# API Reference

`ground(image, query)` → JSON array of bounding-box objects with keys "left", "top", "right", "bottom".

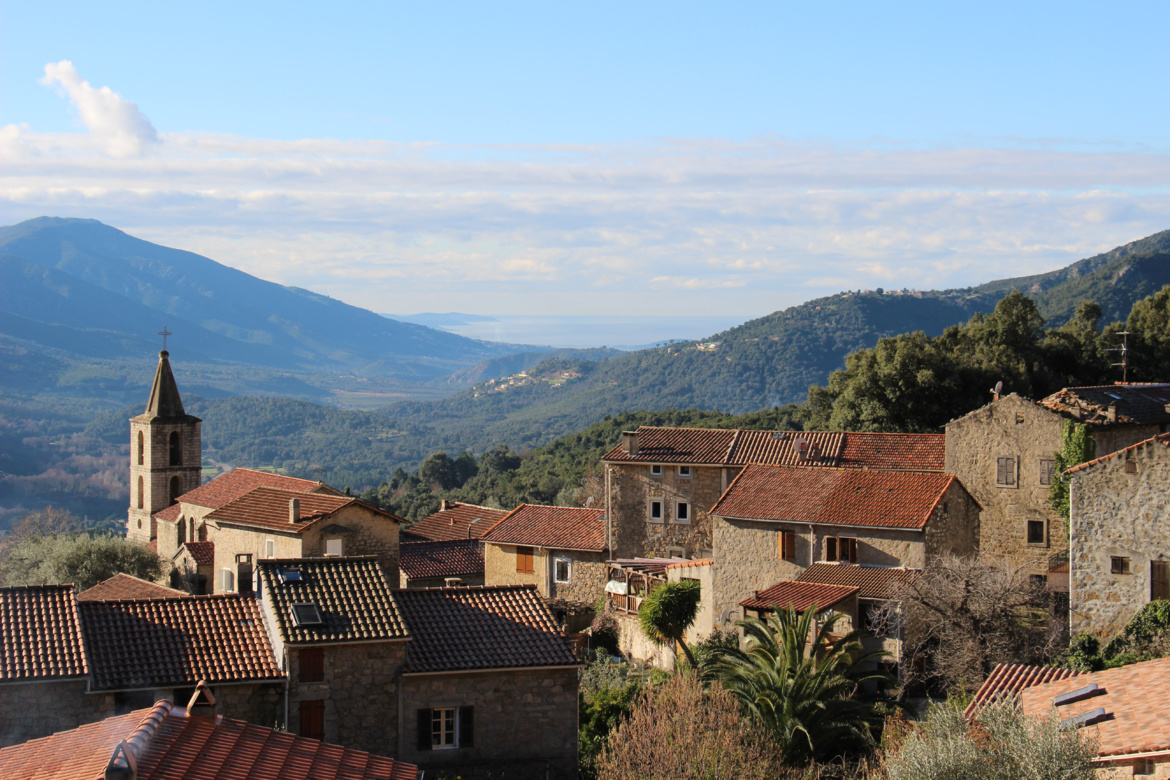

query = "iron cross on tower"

[{"left": 158, "top": 326, "right": 173, "bottom": 351}]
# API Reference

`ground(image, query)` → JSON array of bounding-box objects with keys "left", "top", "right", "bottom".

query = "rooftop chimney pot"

[
  {"left": 622, "top": 430, "right": 639, "bottom": 455},
  {"left": 289, "top": 498, "right": 300, "bottom": 524}
]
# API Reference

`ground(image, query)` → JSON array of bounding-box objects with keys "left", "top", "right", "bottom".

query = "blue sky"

[{"left": 4, "top": 1, "right": 1170, "bottom": 317}]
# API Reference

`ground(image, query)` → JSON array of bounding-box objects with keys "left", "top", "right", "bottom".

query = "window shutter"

[
  {"left": 844, "top": 538, "right": 857, "bottom": 562},
  {"left": 417, "top": 708, "right": 432, "bottom": 751},
  {"left": 459, "top": 705, "right": 475, "bottom": 747},
  {"left": 826, "top": 537, "right": 837, "bottom": 561}
]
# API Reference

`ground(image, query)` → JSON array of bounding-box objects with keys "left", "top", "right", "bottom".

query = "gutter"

[
  {"left": 402, "top": 664, "right": 584, "bottom": 677},
  {"left": 715, "top": 514, "right": 925, "bottom": 533}
]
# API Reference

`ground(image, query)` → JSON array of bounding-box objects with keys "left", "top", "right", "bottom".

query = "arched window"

[
  {"left": 169, "top": 476, "right": 181, "bottom": 505},
  {"left": 169, "top": 431, "right": 182, "bottom": 466},
  {"left": 137, "top": 476, "right": 144, "bottom": 509},
  {"left": 177, "top": 517, "right": 186, "bottom": 548},
  {"left": 137, "top": 431, "right": 144, "bottom": 466}
]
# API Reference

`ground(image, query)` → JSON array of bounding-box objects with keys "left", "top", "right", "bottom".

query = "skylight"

[
  {"left": 1052, "top": 683, "right": 1099, "bottom": 707},
  {"left": 1059, "top": 707, "right": 1107, "bottom": 730},
  {"left": 291, "top": 603, "right": 324, "bottom": 626},
  {"left": 279, "top": 568, "right": 303, "bottom": 583}
]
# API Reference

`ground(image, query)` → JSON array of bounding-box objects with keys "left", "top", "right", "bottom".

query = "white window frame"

[
  {"left": 650, "top": 464, "right": 663, "bottom": 477},
  {"left": 554, "top": 557, "right": 572, "bottom": 583},
  {"left": 665, "top": 546, "right": 686, "bottom": 558},
  {"left": 674, "top": 500, "right": 691, "bottom": 524},
  {"left": 677, "top": 465, "right": 692, "bottom": 478},
  {"left": 324, "top": 537, "right": 343, "bottom": 557},
  {"left": 432, "top": 706, "right": 457, "bottom": 749},
  {"left": 221, "top": 568, "right": 235, "bottom": 592},
  {"left": 648, "top": 499, "right": 664, "bottom": 523},
  {"left": 265, "top": 539, "right": 276, "bottom": 559}
]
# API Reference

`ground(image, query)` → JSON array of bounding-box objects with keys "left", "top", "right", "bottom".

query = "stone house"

[
  {"left": 257, "top": 557, "right": 410, "bottom": 755},
  {"left": 1066, "top": 433, "right": 1170, "bottom": 637},
  {"left": 394, "top": 584, "right": 582, "bottom": 780},
  {"left": 480, "top": 504, "right": 609, "bottom": 625},
  {"left": 945, "top": 386, "right": 1170, "bottom": 581},
  {"left": 399, "top": 539, "right": 485, "bottom": 587},
  {"left": 604, "top": 557, "right": 711, "bottom": 668},
  {"left": 738, "top": 580, "right": 861, "bottom": 638},
  {"left": 402, "top": 500, "right": 509, "bottom": 543},
  {"left": 0, "top": 693, "right": 419, "bottom": 780},
  {"left": 707, "top": 464, "right": 979, "bottom": 624},
  {"left": 600, "top": 426, "right": 946, "bottom": 561}
]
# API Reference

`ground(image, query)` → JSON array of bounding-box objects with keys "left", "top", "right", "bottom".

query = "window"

[
  {"left": 1027, "top": 520, "right": 1046, "bottom": 546},
  {"left": 299, "top": 700, "right": 324, "bottom": 741},
  {"left": 220, "top": 568, "right": 235, "bottom": 592},
  {"left": 650, "top": 464, "right": 663, "bottom": 477},
  {"left": 674, "top": 501, "right": 690, "bottom": 524},
  {"left": 324, "top": 538, "right": 343, "bottom": 557},
  {"left": 137, "top": 476, "right": 144, "bottom": 509},
  {"left": 778, "top": 530, "right": 796, "bottom": 561},
  {"left": 516, "top": 546, "right": 535, "bottom": 574},
  {"left": 677, "top": 465, "right": 692, "bottom": 478},
  {"left": 996, "top": 457, "right": 1017, "bottom": 486},
  {"left": 169, "top": 431, "right": 182, "bottom": 466},
  {"left": 1125, "top": 458, "right": 1138, "bottom": 474},
  {"left": 137, "top": 431, "right": 144, "bottom": 466},
  {"left": 825, "top": 537, "right": 857, "bottom": 563},
  {"left": 648, "top": 499, "right": 664, "bottom": 524},
  {"left": 265, "top": 539, "right": 276, "bottom": 559},
  {"left": 417, "top": 707, "right": 474, "bottom": 751},
  {"left": 169, "top": 476, "right": 181, "bottom": 505},
  {"left": 299, "top": 648, "right": 324, "bottom": 683},
  {"left": 1039, "top": 459, "right": 1055, "bottom": 486},
  {"left": 554, "top": 557, "right": 572, "bottom": 583},
  {"left": 1111, "top": 556, "right": 1131, "bottom": 575},
  {"left": 859, "top": 600, "right": 886, "bottom": 635},
  {"left": 1135, "top": 757, "right": 1156, "bottom": 775},
  {"left": 291, "top": 603, "right": 324, "bottom": 626},
  {"left": 665, "top": 546, "right": 686, "bottom": 558},
  {"left": 1153, "top": 562, "right": 1170, "bottom": 601}
]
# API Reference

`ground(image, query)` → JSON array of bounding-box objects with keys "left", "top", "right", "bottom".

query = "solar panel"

[{"left": 291, "top": 603, "right": 323, "bottom": 626}]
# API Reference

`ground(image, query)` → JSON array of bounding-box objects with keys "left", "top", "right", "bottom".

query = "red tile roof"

[
  {"left": 1020, "top": 656, "right": 1170, "bottom": 760},
  {"left": 481, "top": 504, "right": 607, "bottom": 552},
  {"left": 394, "top": 585, "right": 579, "bottom": 673},
  {"left": 0, "top": 585, "right": 88, "bottom": 682},
  {"left": 666, "top": 557, "right": 713, "bottom": 569},
  {"left": 77, "top": 573, "right": 186, "bottom": 602},
  {"left": 796, "top": 563, "right": 916, "bottom": 600},
  {"left": 407, "top": 502, "right": 510, "bottom": 542},
  {"left": 711, "top": 464, "right": 962, "bottom": 530},
  {"left": 257, "top": 557, "right": 409, "bottom": 645},
  {"left": 0, "top": 700, "right": 418, "bottom": 780},
  {"left": 739, "top": 580, "right": 858, "bottom": 612},
  {"left": 965, "top": 662, "right": 1083, "bottom": 717},
  {"left": 400, "top": 539, "right": 485, "bottom": 580},
  {"left": 182, "top": 540, "right": 215, "bottom": 566},
  {"left": 152, "top": 503, "right": 182, "bottom": 523},
  {"left": 205, "top": 486, "right": 402, "bottom": 533},
  {"left": 78, "top": 595, "right": 283, "bottom": 690},
  {"left": 1065, "top": 432, "right": 1170, "bottom": 475},
  {"left": 601, "top": 426, "right": 944, "bottom": 470},
  {"left": 181, "top": 467, "right": 336, "bottom": 510},
  {"left": 1040, "top": 383, "right": 1170, "bottom": 428}
]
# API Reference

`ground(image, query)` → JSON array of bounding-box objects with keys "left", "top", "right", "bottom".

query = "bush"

[
  {"left": 1062, "top": 600, "right": 1170, "bottom": 671},
  {"left": 0, "top": 532, "right": 164, "bottom": 590}
]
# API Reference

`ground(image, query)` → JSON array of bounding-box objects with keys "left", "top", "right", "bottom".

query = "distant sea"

[{"left": 384, "top": 313, "right": 749, "bottom": 350}]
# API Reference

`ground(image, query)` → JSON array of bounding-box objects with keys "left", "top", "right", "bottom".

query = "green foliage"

[
  {"left": 1126, "top": 284, "right": 1170, "bottom": 381},
  {"left": 703, "top": 606, "right": 892, "bottom": 765},
  {"left": 638, "top": 580, "right": 702, "bottom": 668},
  {"left": 690, "top": 626, "right": 738, "bottom": 670},
  {"left": 0, "top": 532, "right": 164, "bottom": 590},
  {"left": 1063, "top": 600, "right": 1170, "bottom": 671},
  {"left": 1049, "top": 419, "right": 1095, "bottom": 520},
  {"left": 578, "top": 656, "right": 642, "bottom": 780}
]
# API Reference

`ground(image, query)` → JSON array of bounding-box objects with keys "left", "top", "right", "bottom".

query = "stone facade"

[
  {"left": 483, "top": 543, "right": 608, "bottom": 604},
  {"left": 604, "top": 462, "right": 734, "bottom": 559},
  {"left": 398, "top": 668, "right": 579, "bottom": 780},
  {"left": 1070, "top": 438, "right": 1170, "bottom": 638},
  {"left": 206, "top": 682, "right": 283, "bottom": 728},
  {"left": 127, "top": 418, "right": 202, "bottom": 544},
  {"left": 0, "top": 681, "right": 112, "bottom": 748}
]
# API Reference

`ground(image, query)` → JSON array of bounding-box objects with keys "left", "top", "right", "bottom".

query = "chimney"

[
  {"left": 289, "top": 498, "right": 300, "bottom": 523},
  {"left": 236, "top": 553, "right": 254, "bottom": 596},
  {"left": 440, "top": 499, "right": 449, "bottom": 511},
  {"left": 185, "top": 680, "right": 218, "bottom": 719},
  {"left": 795, "top": 439, "right": 808, "bottom": 461},
  {"left": 622, "top": 430, "right": 639, "bottom": 455},
  {"left": 1108, "top": 404, "right": 1118, "bottom": 423}
]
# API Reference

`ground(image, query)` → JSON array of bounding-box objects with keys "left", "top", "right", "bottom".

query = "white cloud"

[{"left": 39, "top": 61, "right": 158, "bottom": 158}]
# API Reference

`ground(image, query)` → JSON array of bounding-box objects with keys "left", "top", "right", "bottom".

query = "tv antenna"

[{"left": 1107, "top": 331, "right": 1132, "bottom": 383}]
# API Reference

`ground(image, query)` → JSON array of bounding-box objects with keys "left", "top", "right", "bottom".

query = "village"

[{"left": 2, "top": 346, "right": 1169, "bottom": 779}]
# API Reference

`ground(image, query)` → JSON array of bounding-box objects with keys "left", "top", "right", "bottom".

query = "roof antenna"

[
  {"left": 990, "top": 381, "right": 1003, "bottom": 401},
  {"left": 1107, "top": 331, "right": 1131, "bottom": 383}
]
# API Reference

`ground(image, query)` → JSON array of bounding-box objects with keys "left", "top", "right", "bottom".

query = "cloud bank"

[{"left": 3, "top": 63, "right": 1170, "bottom": 317}]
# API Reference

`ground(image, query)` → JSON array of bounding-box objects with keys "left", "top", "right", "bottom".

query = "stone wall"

[
  {"left": 484, "top": 542, "right": 544, "bottom": 592},
  {"left": 606, "top": 463, "right": 736, "bottom": 559},
  {"left": 399, "top": 667, "right": 579, "bottom": 780},
  {"left": 667, "top": 560, "right": 715, "bottom": 640},
  {"left": 1070, "top": 439, "right": 1170, "bottom": 637},
  {"left": 614, "top": 611, "right": 677, "bottom": 668},
  {"left": 211, "top": 682, "right": 284, "bottom": 728},
  {"left": 286, "top": 642, "right": 407, "bottom": 756},
  {"left": 0, "top": 681, "right": 112, "bottom": 747},
  {"left": 484, "top": 543, "right": 607, "bottom": 605},
  {"left": 923, "top": 481, "right": 981, "bottom": 560},
  {"left": 302, "top": 505, "right": 401, "bottom": 587},
  {"left": 206, "top": 523, "right": 303, "bottom": 593},
  {"left": 549, "top": 551, "right": 609, "bottom": 604},
  {"left": 127, "top": 417, "right": 202, "bottom": 543}
]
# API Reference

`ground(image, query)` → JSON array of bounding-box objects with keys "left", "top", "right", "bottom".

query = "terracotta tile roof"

[
  {"left": 965, "top": 662, "right": 1083, "bottom": 717},
  {"left": 394, "top": 585, "right": 579, "bottom": 673},
  {"left": 258, "top": 557, "right": 408, "bottom": 645},
  {"left": 78, "top": 595, "right": 283, "bottom": 690},
  {"left": 609, "top": 558, "right": 686, "bottom": 577},
  {"left": 0, "top": 585, "right": 88, "bottom": 682},
  {"left": 710, "top": 464, "right": 961, "bottom": 530},
  {"left": 666, "top": 557, "right": 713, "bottom": 569},
  {"left": 400, "top": 539, "right": 484, "bottom": 580},
  {"left": 739, "top": 580, "right": 858, "bottom": 612},
  {"left": 152, "top": 503, "right": 182, "bottom": 523},
  {"left": 407, "top": 502, "right": 510, "bottom": 542},
  {"left": 1040, "top": 383, "right": 1170, "bottom": 428},
  {"left": 182, "top": 540, "right": 215, "bottom": 566},
  {"left": 77, "top": 573, "right": 186, "bottom": 602},
  {"left": 796, "top": 563, "right": 916, "bottom": 600},
  {"left": 480, "top": 504, "right": 607, "bottom": 552},
  {"left": 1064, "top": 432, "right": 1170, "bottom": 475},
  {"left": 601, "top": 426, "right": 944, "bottom": 470},
  {"left": 206, "top": 486, "right": 402, "bottom": 533},
  {"left": 174, "top": 466, "right": 336, "bottom": 511},
  {"left": 1020, "top": 656, "right": 1170, "bottom": 760},
  {"left": 0, "top": 700, "right": 418, "bottom": 780}
]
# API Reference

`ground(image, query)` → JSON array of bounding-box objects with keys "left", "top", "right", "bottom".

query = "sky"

[{"left": 4, "top": 1, "right": 1170, "bottom": 318}]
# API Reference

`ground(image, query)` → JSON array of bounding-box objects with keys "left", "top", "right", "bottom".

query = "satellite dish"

[{"left": 993, "top": 381, "right": 1004, "bottom": 396}]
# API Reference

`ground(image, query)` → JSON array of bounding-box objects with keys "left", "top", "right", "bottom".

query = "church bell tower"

[{"left": 127, "top": 348, "right": 202, "bottom": 543}]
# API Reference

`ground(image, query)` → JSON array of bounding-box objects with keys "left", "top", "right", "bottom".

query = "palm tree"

[
  {"left": 703, "top": 604, "right": 892, "bottom": 765},
  {"left": 638, "top": 579, "right": 701, "bottom": 668}
]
